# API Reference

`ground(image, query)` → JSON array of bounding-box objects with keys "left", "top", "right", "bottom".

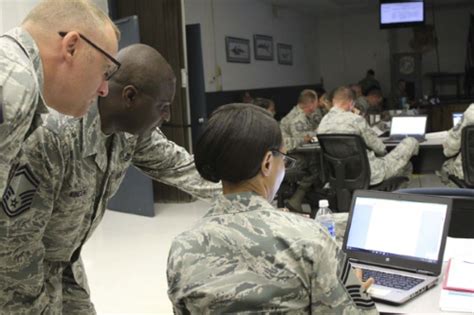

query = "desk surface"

[{"left": 376, "top": 237, "right": 474, "bottom": 314}]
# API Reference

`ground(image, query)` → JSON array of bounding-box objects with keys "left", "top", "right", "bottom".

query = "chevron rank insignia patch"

[{"left": 2, "top": 164, "right": 39, "bottom": 217}]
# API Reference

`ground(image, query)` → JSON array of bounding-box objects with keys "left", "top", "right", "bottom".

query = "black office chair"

[
  {"left": 397, "top": 188, "right": 474, "bottom": 238},
  {"left": 449, "top": 125, "right": 474, "bottom": 188},
  {"left": 318, "top": 134, "right": 409, "bottom": 212},
  {"left": 276, "top": 167, "right": 306, "bottom": 209}
]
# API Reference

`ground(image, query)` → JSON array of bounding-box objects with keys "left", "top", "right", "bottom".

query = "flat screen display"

[{"left": 380, "top": 0, "right": 425, "bottom": 29}]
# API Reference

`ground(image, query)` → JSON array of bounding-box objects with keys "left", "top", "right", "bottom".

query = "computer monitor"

[
  {"left": 390, "top": 116, "right": 427, "bottom": 137},
  {"left": 380, "top": 0, "right": 425, "bottom": 29}
]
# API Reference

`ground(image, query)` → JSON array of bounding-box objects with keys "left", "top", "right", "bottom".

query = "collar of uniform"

[
  {"left": 4, "top": 27, "right": 48, "bottom": 114},
  {"left": 330, "top": 106, "right": 345, "bottom": 114},
  {"left": 204, "top": 191, "right": 274, "bottom": 217}
]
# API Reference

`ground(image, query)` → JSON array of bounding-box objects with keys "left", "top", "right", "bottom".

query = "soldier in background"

[
  {"left": 0, "top": 44, "right": 221, "bottom": 313},
  {"left": 354, "top": 86, "right": 384, "bottom": 118},
  {"left": 280, "top": 89, "right": 322, "bottom": 212},
  {"left": 0, "top": 0, "right": 119, "bottom": 202},
  {"left": 252, "top": 97, "right": 276, "bottom": 117},
  {"left": 318, "top": 86, "right": 419, "bottom": 186},
  {"left": 439, "top": 104, "right": 474, "bottom": 183},
  {"left": 168, "top": 103, "right": 377, "bottom": 314},
  {"left": 358, "top": 69, "right": 381, "bottom": 95}
]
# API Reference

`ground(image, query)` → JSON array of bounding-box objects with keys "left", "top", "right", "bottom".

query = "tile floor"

[{"left": 82, "top": 174, "right": 447, "bottom": 315}]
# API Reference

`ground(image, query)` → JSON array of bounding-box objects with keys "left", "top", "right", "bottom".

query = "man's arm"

[
  {"left": 131, "top": 128, "right": 221, "bottom": 202},
  {"left": 0, "top": 125, "right": 65, "bottom": 309},
  {"left": 311, "top": 232, "right": 379, "bottom": 314},
  {"left": 355, "top": 115, "right": 386, "bottom": 156},
  {"left": 0, "top": 59, "right": 39, "bottom": 200},
  {"left": 443, "top": 104, "right": 474, "bottom": 158}
]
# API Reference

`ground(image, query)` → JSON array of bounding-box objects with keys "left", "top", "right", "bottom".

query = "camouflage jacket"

[
  {"left": 0, "top": 104, "right": 221, "bottom": 312},
  {"left": 0, "top": 27, "right": 48, "bottom": 204},
  {"left": 168, "top": 192, "right": 378, "bottom": 314},
  {"left": 442, "top": 103, "right": 474, "bottom": 179},
  {"left": 280, "top": 106, "right": 318, "bottom": 151},
  {"left": 318, "top": 107, "right": 389, "bottom": 185}
]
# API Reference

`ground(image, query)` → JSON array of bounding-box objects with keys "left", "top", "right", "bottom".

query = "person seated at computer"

[
  {"left": 318, "top": 86, "right": 419, "bottom": 186},
  {"left": 439, "top": 104, "right": 474, "bottom": 182},
  {"left": 252, "top": 97, "right": 276, "bottom": 117},
  {"left": 354, "top": 86, "right": 384, "bottom": 118},
  {"left": 167, "top": 104, "right": 377, "bottom": 314}
]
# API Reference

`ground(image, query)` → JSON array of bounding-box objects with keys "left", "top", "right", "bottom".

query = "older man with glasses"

[
  {"left": 0, "top": 0, "right": 119, "bottom": 311},
  {"left": 0, "top": 0, "right": 119, "bottom": 209}
]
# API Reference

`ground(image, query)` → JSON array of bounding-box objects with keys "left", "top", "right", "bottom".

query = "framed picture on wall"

[
  {"left": 277, "top": 43, "right": 293, "bottom": 65},
  {"left": 225, "top": 36, "right": 250, "bottom": 63},
  {"left": 253, "top": 34, "right": 273, "bottom": 60}
]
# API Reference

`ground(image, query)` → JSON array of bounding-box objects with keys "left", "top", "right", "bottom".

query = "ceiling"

[{"left": 264, "top": 0, "right": 474, "bottom": 17}]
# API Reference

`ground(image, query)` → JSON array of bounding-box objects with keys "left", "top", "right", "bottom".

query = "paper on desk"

[
  {"left": 439, "top": 289, "right": 474, "bottom": 313},
  {"left": 425, "top": 131, "right": 448, "bottom": 140},
  {"left": 371, "top": 125, "right": 385, "bottom": 136},
  {"left": 443, "top": 259, "right": 474, "bottom": 293},
  {"left": 443, "top": 238, "right": 474, "bottom": 262}
]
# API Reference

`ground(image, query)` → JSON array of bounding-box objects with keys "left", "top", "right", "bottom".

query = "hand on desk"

[
  {"left": 304, "top": 135, "right": 312, "bottom": 143},
  {"left": 355, "top": 268, "right": 375, "bottom": 292}
]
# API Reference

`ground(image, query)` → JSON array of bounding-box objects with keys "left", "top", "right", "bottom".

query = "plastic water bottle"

[{"left": 315, "top": 199, "right": 336, "bottom": 238}]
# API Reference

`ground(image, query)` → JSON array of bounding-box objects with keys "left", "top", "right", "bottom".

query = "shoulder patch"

[{"left": 1, "top": 164, "right": 39, "bottom": 217}]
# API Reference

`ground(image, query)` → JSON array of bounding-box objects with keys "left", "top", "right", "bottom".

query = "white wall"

[
  {"left": 185, "top": 0, "right": 320, "bottom": 92},
  {"left": 392, "top": 4, "right": 474, "bottom": 95},
  {"left": 317, "top": 10, "right": 391, "bottom": 93},
  {"left": 317, "top": 4, "right": 474, "bottom": 96}
]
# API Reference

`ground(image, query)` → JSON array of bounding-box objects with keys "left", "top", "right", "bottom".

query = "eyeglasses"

[
  {"left": 271, "top": 150, "right": 297, "bottom": 169},
  {"left": 58, "top": 31, "right": 121, "bottom": 80}
]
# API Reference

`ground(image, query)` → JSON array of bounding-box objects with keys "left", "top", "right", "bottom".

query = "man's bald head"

[
  {"left": 332, "top": 86, "right": 356, "bottom": 111},
  {"left": 111, "top": 44, "right": 176, "bottom": 97},
  {"left": 99, "top": 44, "right": 177, "bottom": 136},
  {"left": 22, "top": 0, "right": 119, "bottom": 41}
]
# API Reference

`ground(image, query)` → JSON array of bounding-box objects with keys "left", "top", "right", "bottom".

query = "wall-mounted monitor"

[{"left": 380, "top": 0, "right": 425, "bottom": 29}]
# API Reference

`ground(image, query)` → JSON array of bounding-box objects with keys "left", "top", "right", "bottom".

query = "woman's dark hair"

[
  {"left": 195, "top": 103, "right": 282, "bottom": 183},
  {"left": 252, "top": 97, "right": 274, "bottom": 110}
]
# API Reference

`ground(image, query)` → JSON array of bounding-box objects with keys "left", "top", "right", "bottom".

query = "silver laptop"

[
  {"left": 384, "top": 115, "right": 427, "bottom": 143},
  {"left": 343, "top": 190, "right": 452, "bottom": 305},
  {"left": 452, "top": 112, "right": 463, "bottom": 127}
]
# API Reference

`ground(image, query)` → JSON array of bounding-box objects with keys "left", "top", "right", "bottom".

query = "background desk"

[{"left": 377, "top": 237, "right": 474, "bottom": 314}]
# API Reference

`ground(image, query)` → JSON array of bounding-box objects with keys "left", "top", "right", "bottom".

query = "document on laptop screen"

[
  {"left": 346, "top": 197, "right": 448, "bottom": 263},
  {"left": 391, "top": 116, "right": 426, "bottom": 135}
]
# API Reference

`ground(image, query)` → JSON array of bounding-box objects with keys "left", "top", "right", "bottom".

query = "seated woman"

[{"left": 167, "top": 104, "right": 377, "bottom": 314}]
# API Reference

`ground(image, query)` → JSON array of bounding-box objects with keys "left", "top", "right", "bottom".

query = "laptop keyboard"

[{"left": 362, "top": 269, "right": 424, "bottom": 290}]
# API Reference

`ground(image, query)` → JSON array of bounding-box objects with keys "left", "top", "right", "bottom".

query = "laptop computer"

[
  {"left": 452, "top": 112, "right": 463, "bottom": 127},
  {"left": 342, "top": 190, "right": 452, "bottom": 305},
  {"left": 383, "top": 115, "right": 427, "bottom": 143}
]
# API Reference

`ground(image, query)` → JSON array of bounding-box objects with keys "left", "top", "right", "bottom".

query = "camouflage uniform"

[
  {"left": 0, "top": 27, "right": 48, "bottom": 204},
  {"left": 167, "top": 192, "right": 378, "bottom": 314},
  {"left": 280, "top": 105, "right": 318, "bottom": 151},
  {"left": 440, "top": 104, "right": 474, "bottom": 180},
  {"left": 354, "top": 96, "right": 370, "bottom": 117},
  {"left": 358, "top": 77, "right": 381, "bottom": 95},
  {"left": 318, "top": 107, "right": 419, "bottom": 185},
  {"left": 309, "top": 106, "right": 328, "bottom": 129},
  {"left": 0, "top": 104, "right": 221, "bottom": 314}
]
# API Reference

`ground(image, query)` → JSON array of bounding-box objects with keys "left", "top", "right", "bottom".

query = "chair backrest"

[
  {"left": 317, "top": 134, "right": 371, "bottom": 191},
  {"left": 397, "top": 188, "right": 474, "bottom": 238},
  {"left": 461, "top": 125, "right": 474, "bottom": 186}
]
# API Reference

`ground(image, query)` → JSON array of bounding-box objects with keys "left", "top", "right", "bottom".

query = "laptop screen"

[
  {"left": 390, "top": 116, "right": 427, "bottom": 136},
  {"left": 452, "top": 113, "right": 463, "bottom": 126},
  {"left": 346, "top": 196, "right": 448, "bottom": 264}
]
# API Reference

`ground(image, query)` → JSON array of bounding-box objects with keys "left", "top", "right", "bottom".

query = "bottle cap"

[{"left": 319, "top": 199, "right": 329, "bottom": 208}]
